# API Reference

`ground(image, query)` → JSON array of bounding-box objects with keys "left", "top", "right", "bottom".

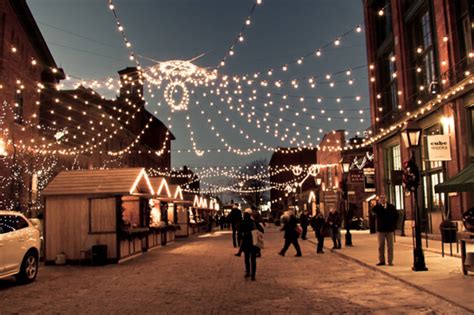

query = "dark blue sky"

[{"left": 28, "top": 0, "right": 369, "bottom": 170}]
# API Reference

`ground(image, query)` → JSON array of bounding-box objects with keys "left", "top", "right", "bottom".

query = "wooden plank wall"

[{"left": 45, "top": 196, "right": 117, "bottom": 261}]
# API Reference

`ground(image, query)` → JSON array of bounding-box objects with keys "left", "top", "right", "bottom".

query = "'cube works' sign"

[{"left": 427, "top": 135, "right": 451, "bottom": 161}]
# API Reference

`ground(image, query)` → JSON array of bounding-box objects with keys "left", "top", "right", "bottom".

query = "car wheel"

[{"left": 16, "top": 251, "right": 38, "bottom": 284}]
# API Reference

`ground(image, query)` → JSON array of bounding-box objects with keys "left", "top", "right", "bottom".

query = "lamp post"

[
  {"left": 401, "top": 119, "right": 428, "bottom": 271},
  {"left": 314, "top": 176, "right": 322, "bottom": 214},
  {"left": 340, "top": 158, "right": 352, "bottom": 246}
]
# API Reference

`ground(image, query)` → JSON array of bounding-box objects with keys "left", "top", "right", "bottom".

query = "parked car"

[{"left": 0, "top": 211, "right": 41, "bottom": 284}]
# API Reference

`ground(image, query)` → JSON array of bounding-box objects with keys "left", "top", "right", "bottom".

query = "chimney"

[{"left": 117, "top": 67, "right": 143, "bottom": 101}]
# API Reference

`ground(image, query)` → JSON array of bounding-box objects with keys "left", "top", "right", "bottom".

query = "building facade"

[
  {"left": 363, "top": 0, "right": 474, "bottom": 235},
  {"left": 0, "top": 0, "right": 173, "bottom": 213}
]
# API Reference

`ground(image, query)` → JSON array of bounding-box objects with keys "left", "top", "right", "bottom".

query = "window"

[
  {"left": 0, "top": 13, "right": 5, "bottom": 64},
  {"left": 0, "top": 215, "right": 29, "bottom": 234},
  {"left": 469, "top": 107, "right": 474, "bottom": 159},
  {"left": 455, "top": 0, "right": 474, "bottom": 70},
  {"left": 378, "top": 51, "right": 398, "bottom": 121},
  {"left": 409, "top": 8, "right": 438, "bottom": 102},
  {"left": 373, "top": 0, "right": 393, "bottom": 47},
  {"left": 14, "top": 90, "right": 24, "bottom": 124},
  {"left": 384, "top": 144, "right": 404, "bottom": 210}
]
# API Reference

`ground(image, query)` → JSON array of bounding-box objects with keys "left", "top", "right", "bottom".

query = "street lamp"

[
  {"left": 401, "top": 119, "right": 428, "bottom": 272},
  {"left": 340, "top": 158, "right": 352, "bottom": 246}
]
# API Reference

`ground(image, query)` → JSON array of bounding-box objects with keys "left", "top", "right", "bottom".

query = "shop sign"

[
  {"left": 349, "top": 169, "right": 364, "bottom": 182},
  {"left": 364, "top": 168, "right": 375, "bottom": 192},
  {"left": 427, "top": 135, "right": 451, "bottom": 161}
]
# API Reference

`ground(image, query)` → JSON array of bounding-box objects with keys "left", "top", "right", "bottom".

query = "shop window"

[
  {"left": 121, "top": 197, "right": 141, "bottom": 229},
  {"left": 14, "top": 90, "right": 24, "bottom": 124},
  {"left": 420, "top": 124, "right": 446, "bottom": 232},
  {"left": 384, "top": 144, "right": 404, "bottom": 210}
]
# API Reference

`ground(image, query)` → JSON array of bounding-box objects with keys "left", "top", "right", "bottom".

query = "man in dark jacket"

[
  {"left": 299, "top": 211, "right": 309, "bottom": 240},
  {"left": 229, "top": 204, "right": 242, "bottom": 248},
  {"left": 372, "top": 195, "right": 398, "bottom": 266},
  {"left": 278, "top": 212, "right": 302, "bottom": 257},
  {"left": 327, "top": 207, "right": 342, "bottom": 249},
  {"left": 310, "top": 210, "right": 326, "bottom": 253}
]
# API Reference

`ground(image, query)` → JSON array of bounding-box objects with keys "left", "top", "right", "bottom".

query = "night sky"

[{"left": 27, "top": 0, "right": 369, "bottom": 171}]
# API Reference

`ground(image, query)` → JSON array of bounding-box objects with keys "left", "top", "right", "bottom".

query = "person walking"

[
  {"left": 372, "top": 195, "right": 398, "bottom": 266},
  {"left": 238, "top": 208, "right": 263, "bottom": 281},
  {"left": 278, "top": 211, "right": 302, "bottom": 257},
  {"left": 299, "top": 210, "right": 309, "bottom": 240},
  {"left": 311, "top": 209, "right": 326, "bottom": 253},
  {"left": 229, "top": 204, "right": 242, "bottom": 248},
  {"left": 327, "top": 207, "right": 342, "bottom": 249}
]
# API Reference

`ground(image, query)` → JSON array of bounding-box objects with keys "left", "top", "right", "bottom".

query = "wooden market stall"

[
  {"left": 148, "top": 177, "right": 189, "bottom": 244},
  {"left": 42, "top": 168, "right": 155, "bottom": 265}
]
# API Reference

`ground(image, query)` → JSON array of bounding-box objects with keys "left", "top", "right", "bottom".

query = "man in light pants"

[{"left": 372, "top": 195, "right": 398, "bottom": 266}]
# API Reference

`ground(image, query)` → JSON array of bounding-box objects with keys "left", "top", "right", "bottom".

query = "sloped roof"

[
  {"left": 149, "top": 177, "right": 172, "bottom": 198},
  {"left": 43, "top": 168, "right": 153, "bottom": 196}
]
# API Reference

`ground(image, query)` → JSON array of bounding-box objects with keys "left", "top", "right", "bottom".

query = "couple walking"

[{"left": 310, "top": 207, "right": 341, "bottom": 253}]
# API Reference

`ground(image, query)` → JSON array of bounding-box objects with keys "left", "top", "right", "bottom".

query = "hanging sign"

[
  {"left": 364, "top": 168, "right": 375, "bottom": 192},
  {"left": 427, "top": 135, "right": 451, "bottom": 161}
]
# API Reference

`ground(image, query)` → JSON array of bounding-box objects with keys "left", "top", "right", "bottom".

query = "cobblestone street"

[{"left": 0, "top": 227, "right": 469, "bottom": 314}]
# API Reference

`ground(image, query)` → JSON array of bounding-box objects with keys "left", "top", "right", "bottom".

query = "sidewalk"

[{"left": 307, "top": 230, "right": 474, "bottom": 312}]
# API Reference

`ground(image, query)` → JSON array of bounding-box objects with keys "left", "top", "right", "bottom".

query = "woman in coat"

[
  {"left": 278, "top": 212, "right": 302, "bottom": 257},
  {"left": 238, "top": 208, "right": 263, "bottom": 281}
]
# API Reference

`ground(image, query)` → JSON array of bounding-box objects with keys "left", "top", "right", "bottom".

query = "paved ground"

[
  {"left": 317, "top": 230, "right": 474, "bottom": 312},
  {"left": 0, "top": 226, "right": 470, "bottom": 314}
]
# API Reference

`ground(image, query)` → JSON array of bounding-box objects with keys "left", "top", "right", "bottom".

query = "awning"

[{"left": 435, "top": 163, "right": 474, "bottom": 193}]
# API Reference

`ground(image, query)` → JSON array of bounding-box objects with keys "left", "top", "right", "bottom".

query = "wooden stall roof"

[
  {"left": 43, "top": 168, "right": 154, "bottom": 196},
  {"left": 149, "top": 177, "right": 172, "bottom": 199}
]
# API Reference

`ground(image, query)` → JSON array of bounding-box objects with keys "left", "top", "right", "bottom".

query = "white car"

[{"left": 0, "top": 211, "right": 40, "bottom": 284}]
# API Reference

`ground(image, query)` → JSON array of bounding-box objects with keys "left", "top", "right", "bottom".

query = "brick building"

[
  {"left": 363, "top": 0, "right": 474, "bottom": 235},
  {"left": 316, "top": 131, "right": 345, "bottom": 216},
  {"left": 0, "top": 0, "right": 173, "bottom": 213},
  {"left": 0, "top": 0, "right": 64, "bottom": 209},
  {"left": 269, "top": 148, "right": 317, "bottom": 217}
]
